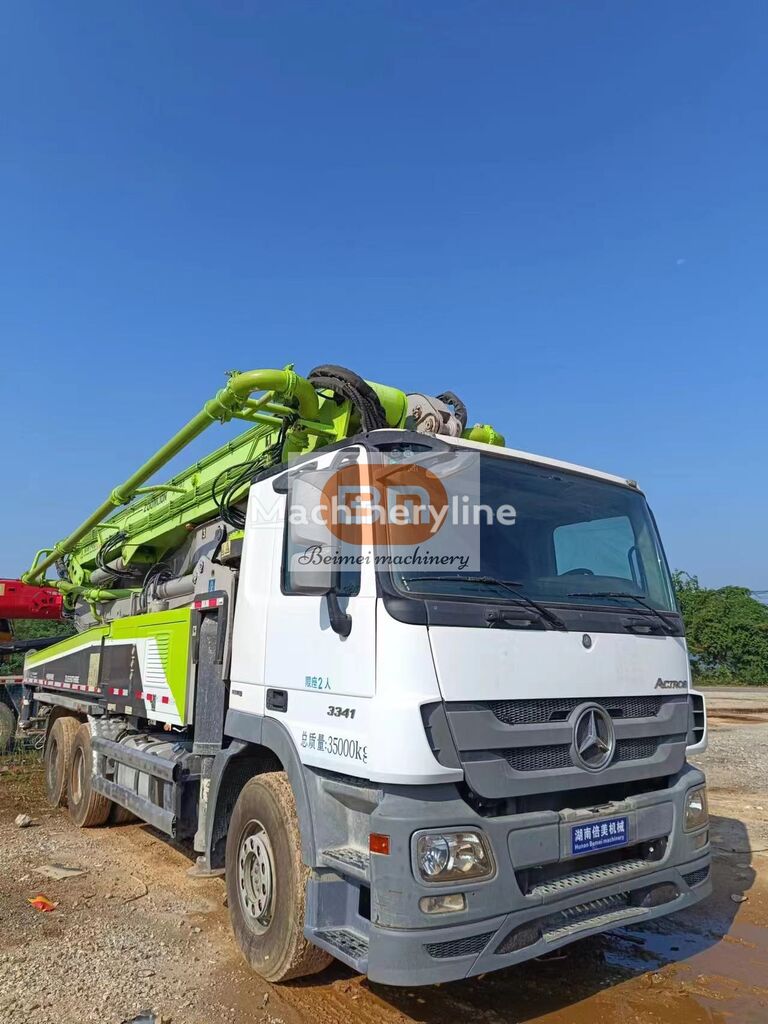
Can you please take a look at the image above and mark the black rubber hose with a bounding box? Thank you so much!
[436,391,468,431]
[212,438,285,530]
[308,364,387,431]
[307,364,389,432]
[95,531,144,581]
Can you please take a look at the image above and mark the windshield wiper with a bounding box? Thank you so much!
[406,574,567,630]
[567,590,678,634]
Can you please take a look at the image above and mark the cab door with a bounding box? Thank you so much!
[262,447,376,774]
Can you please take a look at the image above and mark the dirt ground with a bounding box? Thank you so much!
[1,715,766,1024]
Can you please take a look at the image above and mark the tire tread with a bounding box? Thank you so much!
[0,702,17,755]
[68,723,112,828]
[44,716,80,807]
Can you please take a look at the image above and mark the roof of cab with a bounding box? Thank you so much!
[446,435,640,491]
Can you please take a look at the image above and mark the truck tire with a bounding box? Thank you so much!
[44,716,79,806]
[226,772,332,983]
[0,701,16,754]
[68,723,112,828]
[110,802,137,825]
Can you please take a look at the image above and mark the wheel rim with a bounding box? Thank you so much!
[46,735,59,792]
[237,819,275,933]
[71,746,84,805]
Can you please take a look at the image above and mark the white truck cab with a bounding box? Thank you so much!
[217,430,711,983]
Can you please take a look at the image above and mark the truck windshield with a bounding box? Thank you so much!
[392,453,677,612]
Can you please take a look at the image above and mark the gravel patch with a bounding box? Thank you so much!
[0,767,298,1024]
[1,717,767,1024]
[692,720,768,796]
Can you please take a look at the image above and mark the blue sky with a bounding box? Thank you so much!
[1,1,766,588]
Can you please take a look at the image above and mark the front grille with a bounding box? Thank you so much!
[490,695,663,726]
[438,694,690,799]
[689,692,706,745]
[504,744,572,772]
[683,866,710,887]
[502,735,685,773]
[425,931,494,959]
[616,736,662,761]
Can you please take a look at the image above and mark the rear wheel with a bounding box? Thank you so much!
[44,716,79,807]
[226,772,331,982]
[0,701,16,754]
[109,802,137,825]
[68,723,111,828]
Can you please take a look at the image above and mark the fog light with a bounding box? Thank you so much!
[415,832,494,883]
[636,882,679,908]
[496,922,542,954]
[693,829,709,850]
[419,893,467,914]
[684,786,709,832]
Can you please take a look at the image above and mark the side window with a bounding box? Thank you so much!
[553,515,636,581]
[281,459,362,598]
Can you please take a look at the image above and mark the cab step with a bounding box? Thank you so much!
[310,927,369,972]
[319,846,370,881]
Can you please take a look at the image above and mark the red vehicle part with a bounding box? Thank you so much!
[0,580,64,620]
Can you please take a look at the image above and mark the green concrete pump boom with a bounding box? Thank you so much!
[22,365,503,608]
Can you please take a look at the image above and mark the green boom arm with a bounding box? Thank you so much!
[23,365,502,607]
[22,368,330,593]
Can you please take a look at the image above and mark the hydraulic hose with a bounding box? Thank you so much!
[308,365,389,432]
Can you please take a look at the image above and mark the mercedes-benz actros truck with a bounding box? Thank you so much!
[17,364,710,986]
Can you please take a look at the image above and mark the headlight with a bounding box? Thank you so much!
[415,831,494,883]
[684,785,709,831]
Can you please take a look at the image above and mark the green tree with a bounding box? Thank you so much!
[673,571,768,685]
[0,617,75,675]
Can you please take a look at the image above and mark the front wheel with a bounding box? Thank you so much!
[225,772,332,982]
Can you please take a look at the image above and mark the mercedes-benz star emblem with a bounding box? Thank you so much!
[572,704,615,771]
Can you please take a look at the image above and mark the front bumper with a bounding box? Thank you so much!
[366,764,711,985]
